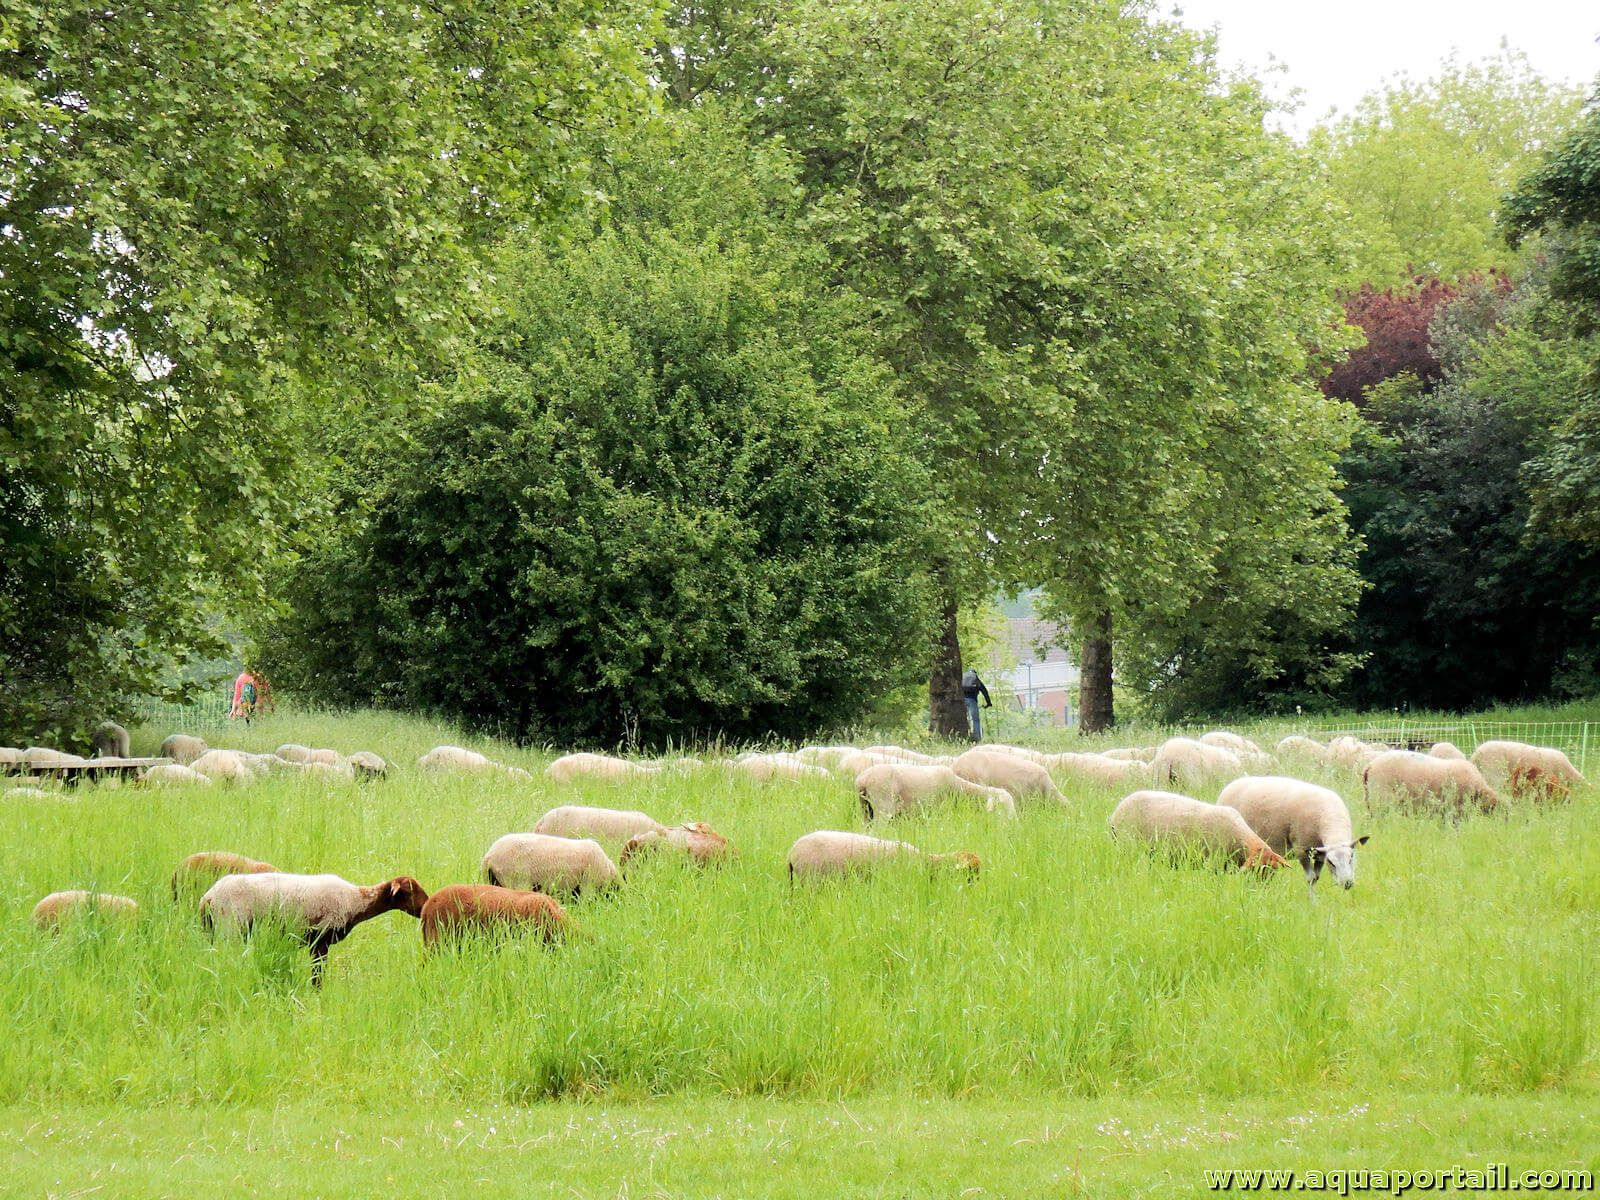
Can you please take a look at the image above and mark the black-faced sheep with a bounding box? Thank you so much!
[1216,776,1368,897]
[200,872,428,984]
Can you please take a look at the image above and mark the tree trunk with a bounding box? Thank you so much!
[1078,610,1114,734]
[928,592,969,739]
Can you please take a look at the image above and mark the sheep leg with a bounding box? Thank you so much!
[308,937,332,987]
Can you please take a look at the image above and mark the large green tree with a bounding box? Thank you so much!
[0,0,651,744]
[1313,50,1585,286]
[657,0,1362,733]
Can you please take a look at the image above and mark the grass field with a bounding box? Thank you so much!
[3,707,1596,1195]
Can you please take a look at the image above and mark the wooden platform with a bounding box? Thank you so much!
[2,757,173,785]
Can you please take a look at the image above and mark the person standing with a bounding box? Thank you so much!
[960,668,992,742]
[229,668,272,724]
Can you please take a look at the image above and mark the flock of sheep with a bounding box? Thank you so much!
[6,725,1590,985]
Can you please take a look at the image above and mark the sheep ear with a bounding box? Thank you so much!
[1355,835,1370,846]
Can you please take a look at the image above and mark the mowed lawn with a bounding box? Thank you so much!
[2,710,1596,1196]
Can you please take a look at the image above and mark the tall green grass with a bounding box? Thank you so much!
[2,708,1594,1106]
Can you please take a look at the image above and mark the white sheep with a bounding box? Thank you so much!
[22,746,86,765]
[158,734,209,765]
[828,750,911,781]
[731,753,833,783]
[481,833,622,895]
[1043,752,1152,789]
[189,749,262,784]
[33,890,139,931]
[854,763,1016,820]
[1427,742,1466,761]
[861,745,942,764]
[785,830,980,882]
[137,763,214,787]
[792,745,862,768]
[1325,736,1386,770]
[418,745,498,773]
[347,751,387,778]
[1275,736,1334,767]
[951,748,1068,806]
[533,804,667,845]
[275,743,313,763]
[1216,775,1368,898]
[1108,789,1290,872]
[1363,750,1501,817]
[544,752,662,784]
[1149,738,1245,789]
[1470,740,1588,799]
[1198,731,1263,755]
[200,871,428,984]
[91,721,131,758]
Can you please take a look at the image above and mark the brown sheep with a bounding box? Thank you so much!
[1508,764,1571,805]
[32,890,140,931]
[171,851,280,899]
[419,884,580,947]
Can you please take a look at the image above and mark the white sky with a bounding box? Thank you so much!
[1165,0,1600,135]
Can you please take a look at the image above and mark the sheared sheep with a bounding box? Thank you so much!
[1149,738,1245,789]
[91,721,130,758]
[732,753,833,783]
[200,872,428,984]
[1109,789,1290,872]
[785,830,980,882]
[855,763,1016,820]
[1216,776,1368,898]
[190,749,261,784]
[419,884,579,947]
[544,752,662,784]
[481,833,622,896]
[418,745,498,773]
[1470,740,1588,796]
[1044,752,1152,789]
[533,804,666,845]
[159,734,209,765]
[171,851,279,898]
[32,890,139,931]
[951,748,1068,806]
[619,822,735,869]
[1363,750,1501,817]
[138,763,213,787]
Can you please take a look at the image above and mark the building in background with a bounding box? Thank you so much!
[996,616,1078,725]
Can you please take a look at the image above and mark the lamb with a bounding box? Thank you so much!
[159,734,209,765]
[731,753,833,783]
[1470,740,1588,796]
[137,764,213,787]
[619,822,735,868]
[1149,738,1245,789]
[1362,750,1501,817]
[347,751,387,778]
[951,748,1068,806]
[785,830,981,882]
[1427,742,1466,761]
[481,833,622,896]
[419,884,580,947]
[190,749,262,784]
[91,721,131,758]
[543,752,663,784]
[171,851,279,898]
[533,804,667,845]
[1216,776,1368,898]
[1108,789,1290,872]
[32,890,139,931]
[854,762,1016,820]
[200,871,428,984]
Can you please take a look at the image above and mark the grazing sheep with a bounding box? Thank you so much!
[1363,750,1501,817]
[829,750,911,780]
[1108,789,1290,872]
[1509,764,1571,805]
[975,742,1052,765]
[854,763,1016,820]
[91,721,131,758]
[1149,738,1245,789]
[1199,731,1263,755]
[1101,746,1160,762]
[22,746,86,765]
[794,745,864,768]
[1275,736,1334,767]
[172,851,279,898]
[481,833,622,896]
[1470,740,1588,795]
[1044,752,1152,789]
[418,745,498,773]
[731,753,833,783]
[506,766,534,782]
[544,752,662,784]
[1326,736,1386,770]
[200,872,428,984]
[159,734,209,765]
[951,748,1068,806]
[347,751,387,778]
[785,830,981,882]
[301,760,356,781]
[137,764,213,787]
[420,885,579,947]
[32,890,139,931]
[190,749,261,784]
[619,822,735,869]
[533,804,667,845]
[302,747,344,766]
[862,745,941,765]
[275,743,313,764]
[1216,776,1368,898]
[1427,742,1467,761]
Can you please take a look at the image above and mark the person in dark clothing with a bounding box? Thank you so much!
[961,668,992,742]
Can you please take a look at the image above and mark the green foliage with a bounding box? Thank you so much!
[1312,50,1586,285]
[261,209,936,744]
[0,0,654,745]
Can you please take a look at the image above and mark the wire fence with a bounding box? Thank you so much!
[1305,719,1595,776]
[133,695,237,737]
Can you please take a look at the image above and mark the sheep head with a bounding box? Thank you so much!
[386,876,429,917]
[1243,844,1290,873]
[1313,835,1369,890]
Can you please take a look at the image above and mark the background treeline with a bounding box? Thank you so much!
[3,3,1598,747]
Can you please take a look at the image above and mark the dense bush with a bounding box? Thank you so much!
[259,233,936,745]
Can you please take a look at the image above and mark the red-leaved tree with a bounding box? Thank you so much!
[1321,276,1465,405]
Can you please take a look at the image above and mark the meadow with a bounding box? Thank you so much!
[2,707,1597,1195]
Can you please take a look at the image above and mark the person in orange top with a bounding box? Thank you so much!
[229,668,273,723]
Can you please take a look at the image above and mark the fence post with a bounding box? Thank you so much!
[1582,722,1592,779]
